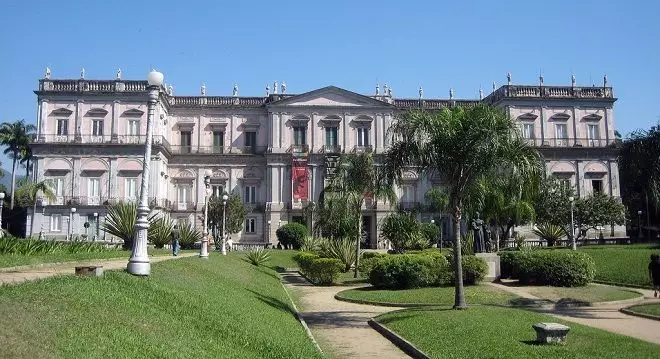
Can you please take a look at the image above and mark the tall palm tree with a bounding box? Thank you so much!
[326,152,397,278]
[15,180,57,238]
[384,105,540,309]
[0,120,36,209]
[20,145,33,180]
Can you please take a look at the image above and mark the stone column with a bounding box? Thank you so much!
[111,100,119,143]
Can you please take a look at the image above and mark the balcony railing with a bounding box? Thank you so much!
[38,79,150,93]
[245,202,266,212]
[521,137,616,148]
[322,145,342,154]
[171,202,196,211]
[290,144,310,153]
[168,145,268,155]
[353,145,373,153]
[35,134,149,144]
[487,85,614,103]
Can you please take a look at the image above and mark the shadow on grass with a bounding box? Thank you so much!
[520,340,543,346]
[377,307,453,326]
[246,288,296,316]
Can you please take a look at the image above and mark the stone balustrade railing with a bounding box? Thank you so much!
[38,79,150,93]
[170,96,266,107]
[487,85,614,102]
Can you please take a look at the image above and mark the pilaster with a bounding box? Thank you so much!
[111,100,119,142]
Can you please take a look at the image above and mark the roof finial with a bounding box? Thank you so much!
[167,84,173,95]
[386,85,392,97]
[603,74,608,87]
[383,83,389,96]
[571,74,576,87]
[265,84,270,96]
[273,81,278,94]
[200,83,206,96]
[375,83,380,96]
[449,88,455,100]
[539,71,544,86]
[479,88,484,100]
[233,84,238,97]
[281,81,287,94]
[45,67,51,79]
[80,67,85,79]
[116,68,122,80]
[507,72,511,85]
[418,86,423,100]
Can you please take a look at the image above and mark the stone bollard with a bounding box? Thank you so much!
[74,266,104,277]
[532,322,570,344]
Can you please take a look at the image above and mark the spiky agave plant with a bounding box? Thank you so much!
[245,248,271,266]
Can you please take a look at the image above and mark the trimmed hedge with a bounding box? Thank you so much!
[368,253,451,289]
[276,223,308,249]
[293,252,343,285]
[499,250,596,287]
[445,254,489,285]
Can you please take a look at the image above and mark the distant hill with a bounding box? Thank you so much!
[0,168,26,193]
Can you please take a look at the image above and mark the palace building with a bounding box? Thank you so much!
[29,71,621,247]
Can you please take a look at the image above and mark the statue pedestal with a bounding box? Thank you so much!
[476,253,500,282]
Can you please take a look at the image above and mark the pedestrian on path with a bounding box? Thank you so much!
[172,225,180,256]
[649,254,660,297]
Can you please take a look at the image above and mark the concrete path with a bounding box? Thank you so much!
[0,253,196,285]
[281,272,410,359]
[488,282,660,345]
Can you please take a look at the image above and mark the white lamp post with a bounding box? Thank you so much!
[267,220,272,245]
[93,212,99,241]
[69,207,76,241]
[200,170,212,259]
[637,210,643,239]
[127,70,163,276]
[221,194,228,255]
[0,192,5,235]
[569,196,576,250]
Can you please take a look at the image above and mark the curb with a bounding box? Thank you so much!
[619,306,660,321]
[368,318,430,359]
[592,280,652,290]
[277,274,323,355]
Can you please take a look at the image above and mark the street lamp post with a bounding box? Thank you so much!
[638,210,643,239]
[221,194,228,255]
[93,212,99,241]
[0,192,5,234]
[200,170,212,259]
[127,70,164,276]
[68,207,76,241]
[569,196,576,250]
[267,220,271,245]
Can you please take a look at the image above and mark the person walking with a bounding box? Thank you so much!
[649,254,660,297]
[172,225,180,256]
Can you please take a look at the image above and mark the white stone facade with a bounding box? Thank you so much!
[29,77,621,245]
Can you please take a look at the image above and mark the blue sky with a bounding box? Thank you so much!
[0,0,659,173]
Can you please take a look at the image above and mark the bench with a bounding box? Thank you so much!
[74,266,104,277]
[532,322,570,344]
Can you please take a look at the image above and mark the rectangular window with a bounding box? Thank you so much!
[88,178,100,198]
[211,185,224,198]
[293,126,306,145]
[244,186,256,204]
[213,131,224,153]
[245,218,256,233]
[50,214,62,232]
[555,124,568,146]
[128,120,139,136]
[178,186,190,204]
[402,185,415,202]
[587,124,600,146]
[92,120,103,136]
[357,128,370,146]
[56,119,68,136]
[325,127,338,147]
[592,179,603,194]
[48,177,64,197]
[244,131,256,147]
[522,123,534,139]
[559,178,571,192]
[125,178,138,200]
[180,131,192,153]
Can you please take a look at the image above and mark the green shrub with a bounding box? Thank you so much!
[178,224,202,250]
[244,248,271,266]
[300,236,324,252]
[462,232,474,255]
[419,223,440,247]
[293,252,342,285]
[446,254,488,284]
[380,212,420,252]
[293,252,319,270]
[276,223,308,249]
[359,252,388,277]
[501,250,596,287]
[368,254,450,289]
[0,236,109,255]
[318,237,356,272]
[532,223,565,247]
[148,215,174,249]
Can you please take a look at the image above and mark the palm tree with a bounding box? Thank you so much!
[18,180,57,238]
[0,120,36,209]
[327,153,397,278]
[20,145,33,180]
[102,201,157,250]
[383,105,540,309]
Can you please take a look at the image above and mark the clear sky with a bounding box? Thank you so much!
[0,0,658,172]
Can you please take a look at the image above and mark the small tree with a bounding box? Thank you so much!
[14,179,56,238]
[276,223,308,249]
[207,194,250,250]
[534,177,576,240]
[380,212,421,252]
[575,193,626,237]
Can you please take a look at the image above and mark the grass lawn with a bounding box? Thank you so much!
[578,244,660,288]
[376,306,660,359]
[0,248,184,269]
[0,255,321,359]
[337,284,518,306]
[626,303,660,317]
[527,284,641,304]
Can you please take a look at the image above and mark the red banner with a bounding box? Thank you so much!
[292,160,308,201]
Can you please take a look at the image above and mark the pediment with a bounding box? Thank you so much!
[517,113,538,121]
[85,108,109,117]
[270,86,393,108]
[582,113,603,122]
[549,113,571,121]
[51,108,73,117]
[122,108,144,117]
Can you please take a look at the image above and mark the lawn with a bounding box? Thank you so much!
[578,244,660,288]
[626,303,660,317]
[376,306,660,359]
[0,255,321,358]
[527,284,641,304]
[0,248,181,269]
[337,284,518,306]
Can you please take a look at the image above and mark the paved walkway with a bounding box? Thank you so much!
[281,272,410,359]
[487,282,660,345]
[0,253,196,285]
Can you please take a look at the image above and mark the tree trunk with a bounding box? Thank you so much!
[25,158,30,180]
[10,153,17,210]
[30,189,37,238]
[453,205,467,309]
[354,208,362,278]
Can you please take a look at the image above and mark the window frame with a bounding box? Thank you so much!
[50,214,62,232]
[127,119,140,136]
[177,185,191,204]
[244,185,256,204]
[244,217,256,233]
[91,119,104,136]
[125,178,138,201]
[56,119,68,136]
[293,126,307,146]
[357,127,370,147]
[325,127,338,147]
[244,131,257,147]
